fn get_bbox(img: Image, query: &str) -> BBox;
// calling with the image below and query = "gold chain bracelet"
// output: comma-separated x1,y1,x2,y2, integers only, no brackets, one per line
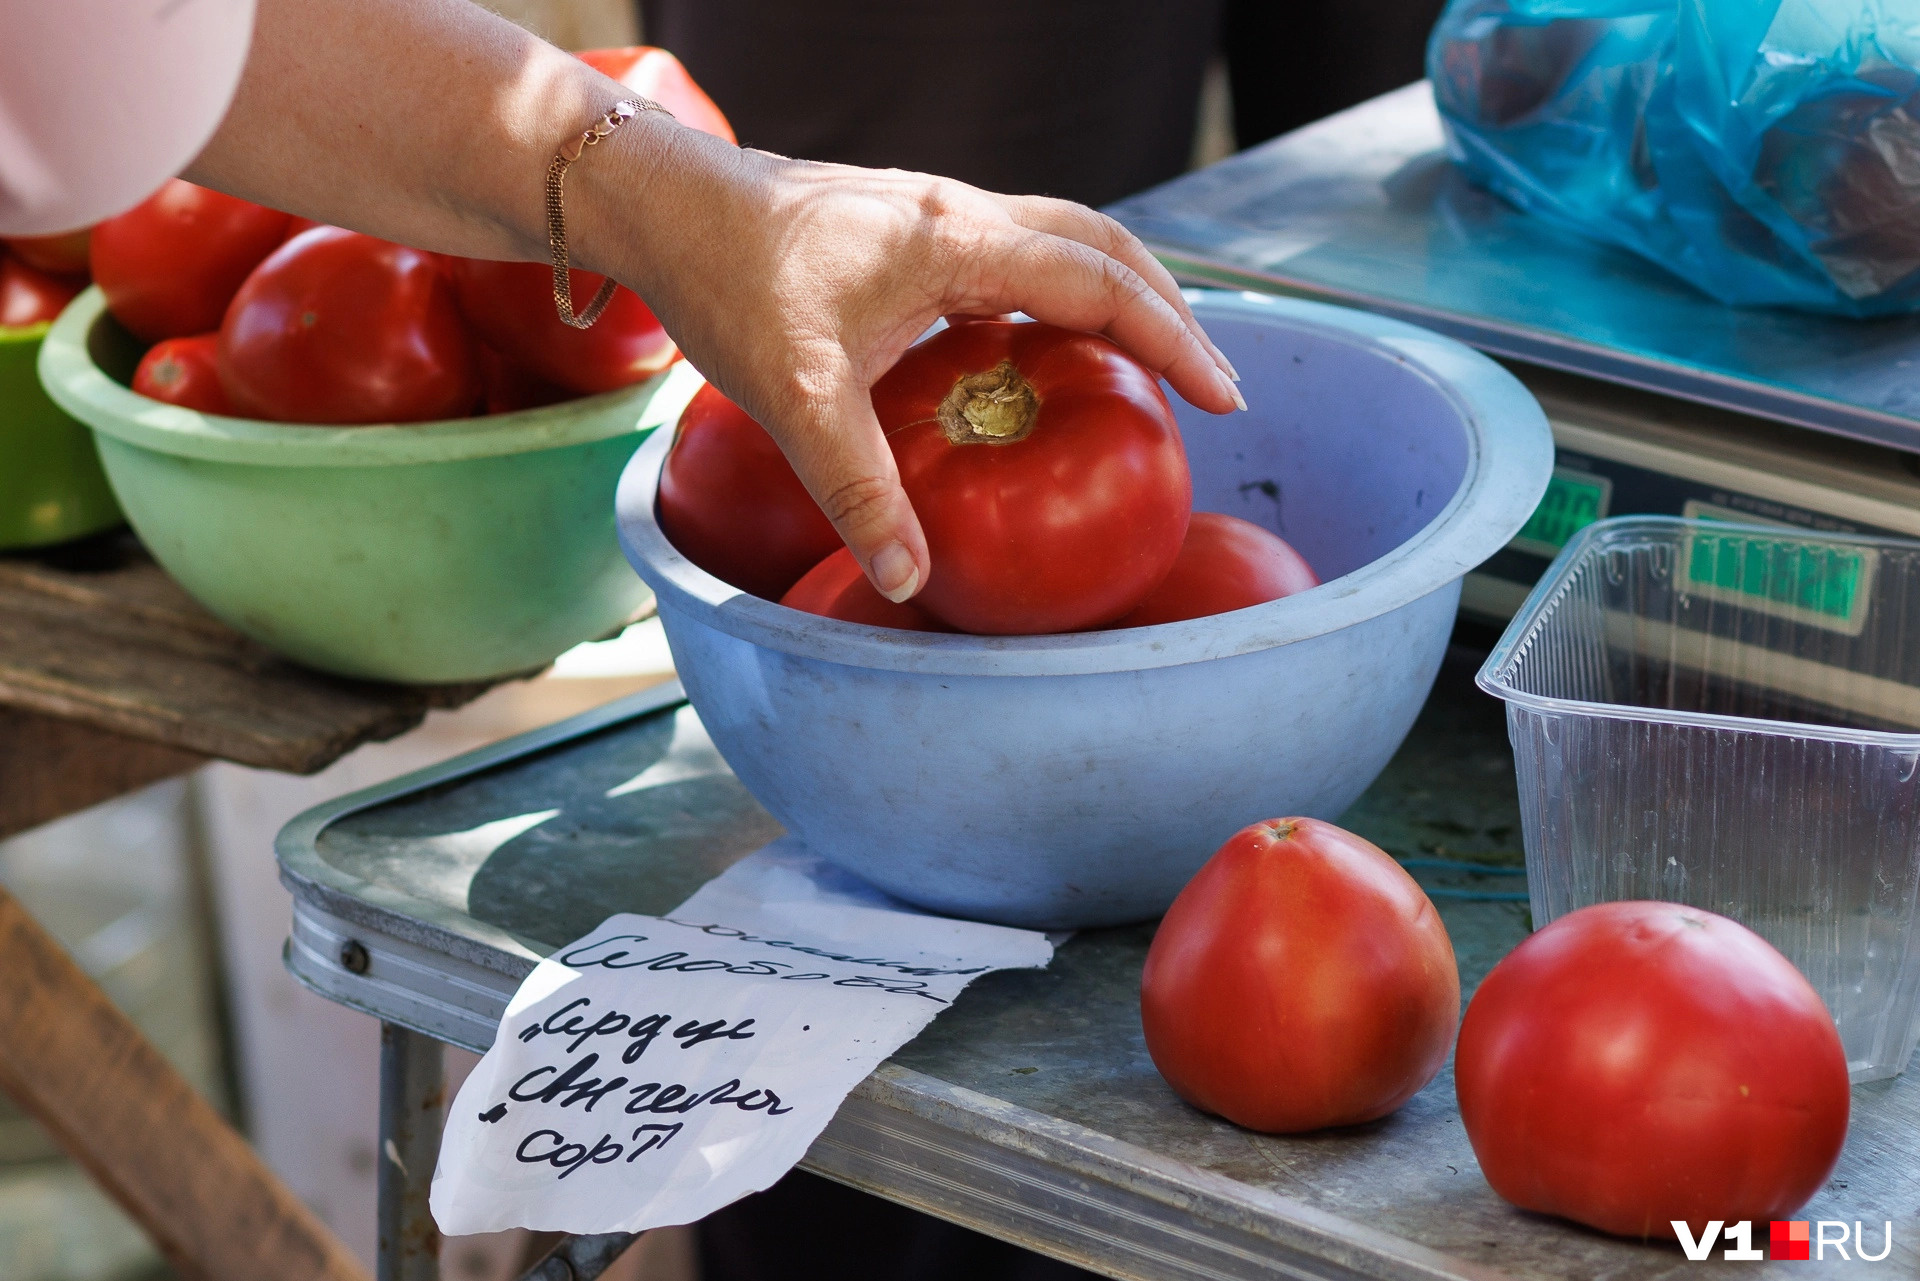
546,97,673,329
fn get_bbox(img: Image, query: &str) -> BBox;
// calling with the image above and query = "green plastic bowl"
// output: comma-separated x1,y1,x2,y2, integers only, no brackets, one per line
1,319,123,548
39,287,699,683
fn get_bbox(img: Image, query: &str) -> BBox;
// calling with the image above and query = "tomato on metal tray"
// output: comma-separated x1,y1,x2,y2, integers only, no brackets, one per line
133,335,233,415
218,227,479,424
1113,512,1319,628
92,180,290,341
1140,818,1459,1133
872,320,1192,635
0,253,84,328
657,383,843,600
1454,901,1850,1240
781,548,952,632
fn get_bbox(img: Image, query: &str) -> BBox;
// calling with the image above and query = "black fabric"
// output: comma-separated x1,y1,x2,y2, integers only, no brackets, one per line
1222,0,1449,148
697,1170,1100,1281
640,0,1222,207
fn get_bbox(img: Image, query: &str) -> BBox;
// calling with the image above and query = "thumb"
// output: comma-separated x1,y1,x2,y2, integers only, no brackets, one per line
768,374,929,603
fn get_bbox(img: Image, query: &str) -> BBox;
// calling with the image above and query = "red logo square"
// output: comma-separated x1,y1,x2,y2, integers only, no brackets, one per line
1771,1220,1810,1261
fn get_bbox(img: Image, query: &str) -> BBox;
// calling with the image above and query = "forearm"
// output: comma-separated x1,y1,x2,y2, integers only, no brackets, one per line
179,0,1237,602
185,0,645,266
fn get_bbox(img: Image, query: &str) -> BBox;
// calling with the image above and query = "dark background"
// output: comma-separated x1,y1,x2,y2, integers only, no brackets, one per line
641,0,1450,208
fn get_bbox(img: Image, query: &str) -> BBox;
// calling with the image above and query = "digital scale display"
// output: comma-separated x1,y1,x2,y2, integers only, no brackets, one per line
1681,506,1875,635
1461,433,1911,645
1508,468,1613,558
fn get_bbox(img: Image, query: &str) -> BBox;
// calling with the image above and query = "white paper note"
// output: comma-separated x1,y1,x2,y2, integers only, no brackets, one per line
429,838,1054,1235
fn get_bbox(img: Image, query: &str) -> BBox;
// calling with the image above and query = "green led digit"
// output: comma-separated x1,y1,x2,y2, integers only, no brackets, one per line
1686,532,1864,624
1511,468,1612,559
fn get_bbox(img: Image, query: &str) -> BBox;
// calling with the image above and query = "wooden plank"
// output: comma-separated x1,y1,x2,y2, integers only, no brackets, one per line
0,540,501,774
0,885,371,1281
0,706,205,841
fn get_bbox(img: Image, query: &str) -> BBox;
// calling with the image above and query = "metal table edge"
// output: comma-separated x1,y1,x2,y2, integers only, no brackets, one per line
274,679,692,973
1150,251,1920,456
817,1067,1522,1281
273,679,1530,1281
282,849,1521,1281
284,917,1514,1281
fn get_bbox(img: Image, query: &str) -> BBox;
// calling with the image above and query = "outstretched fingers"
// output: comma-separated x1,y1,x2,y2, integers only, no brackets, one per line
1000,195,1239,382
979,227,1243,415
764,369,930,601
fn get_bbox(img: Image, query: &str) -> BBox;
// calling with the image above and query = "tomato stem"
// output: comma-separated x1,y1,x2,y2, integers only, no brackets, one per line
937,360,1040,445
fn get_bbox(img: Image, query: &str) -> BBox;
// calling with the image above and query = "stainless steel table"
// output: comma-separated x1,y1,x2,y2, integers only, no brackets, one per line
277,650,1920,1280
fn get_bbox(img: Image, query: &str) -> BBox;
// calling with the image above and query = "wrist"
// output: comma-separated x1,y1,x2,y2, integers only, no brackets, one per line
431,54,646,265
567,111,746,297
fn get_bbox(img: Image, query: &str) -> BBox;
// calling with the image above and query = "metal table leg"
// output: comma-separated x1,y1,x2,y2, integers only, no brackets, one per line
517,1232,642,1281
378,1023,445,1281
374,1021,641,1281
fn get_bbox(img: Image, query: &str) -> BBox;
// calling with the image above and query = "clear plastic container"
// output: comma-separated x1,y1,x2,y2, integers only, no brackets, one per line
1479,516,1920,1081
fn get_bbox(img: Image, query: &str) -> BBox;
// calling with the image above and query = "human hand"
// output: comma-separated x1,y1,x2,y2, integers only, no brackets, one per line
178,0,1231,604
583,122,1242,602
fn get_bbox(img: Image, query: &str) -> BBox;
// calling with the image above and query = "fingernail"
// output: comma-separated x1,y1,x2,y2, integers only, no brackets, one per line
1217,351,1241,382
870,541,921,602
1214,368,1248,412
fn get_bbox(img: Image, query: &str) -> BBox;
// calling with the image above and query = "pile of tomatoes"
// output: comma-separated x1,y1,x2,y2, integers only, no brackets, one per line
659,318,1320,635
46,48,730,426
1142,816,1854,1244
85,182,682,424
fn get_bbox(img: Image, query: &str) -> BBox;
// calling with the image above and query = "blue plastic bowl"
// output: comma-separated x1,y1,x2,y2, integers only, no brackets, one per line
616,292,1552,927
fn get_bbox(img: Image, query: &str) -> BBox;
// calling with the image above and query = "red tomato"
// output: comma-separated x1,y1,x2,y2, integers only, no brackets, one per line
446,258,676,396
282,216,326,243
1141,818,1459,1133
92,180,290,341
575,47,736,143
657,383,842,600
874,320,1192,634
1455,901,1850,1240
477,345,573,415
1114,513,1319,628
133,334,233,414
781,549,953,631
0,253,83,327
3,229,91,277
218,228,478,424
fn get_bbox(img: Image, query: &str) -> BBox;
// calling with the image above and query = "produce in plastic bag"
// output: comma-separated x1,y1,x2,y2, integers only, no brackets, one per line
1428,0,1920,316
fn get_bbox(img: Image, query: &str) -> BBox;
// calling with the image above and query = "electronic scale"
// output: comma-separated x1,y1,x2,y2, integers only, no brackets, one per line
1108,83,1920,625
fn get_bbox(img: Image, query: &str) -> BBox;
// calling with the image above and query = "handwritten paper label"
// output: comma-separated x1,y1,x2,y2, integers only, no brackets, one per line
429,838,1054,1235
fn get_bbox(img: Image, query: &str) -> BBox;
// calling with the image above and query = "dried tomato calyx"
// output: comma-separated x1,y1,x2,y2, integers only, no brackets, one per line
936,360,1040,445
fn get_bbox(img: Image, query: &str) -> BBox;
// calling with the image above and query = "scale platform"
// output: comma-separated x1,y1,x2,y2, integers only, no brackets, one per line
1111,85,1920,621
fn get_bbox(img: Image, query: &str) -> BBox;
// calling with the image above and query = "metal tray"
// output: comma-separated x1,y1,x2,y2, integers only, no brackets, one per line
1107,84,1920,456
276,655,1918,1279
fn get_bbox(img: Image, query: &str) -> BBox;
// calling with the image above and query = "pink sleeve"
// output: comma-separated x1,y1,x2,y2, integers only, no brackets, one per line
0,0,256,234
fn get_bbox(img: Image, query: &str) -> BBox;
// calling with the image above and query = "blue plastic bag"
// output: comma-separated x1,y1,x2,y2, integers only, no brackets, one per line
1428,0,1920,316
